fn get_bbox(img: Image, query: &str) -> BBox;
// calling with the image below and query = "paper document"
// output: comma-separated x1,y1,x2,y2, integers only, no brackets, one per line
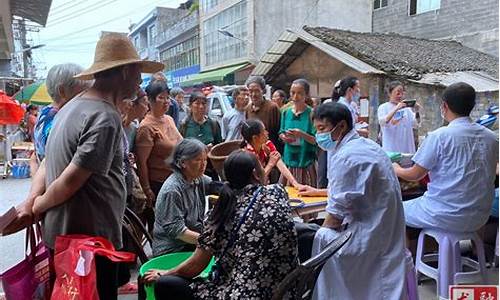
0,206,17,234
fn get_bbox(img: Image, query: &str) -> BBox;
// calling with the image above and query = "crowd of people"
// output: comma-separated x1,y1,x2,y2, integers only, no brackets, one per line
2,31,498,300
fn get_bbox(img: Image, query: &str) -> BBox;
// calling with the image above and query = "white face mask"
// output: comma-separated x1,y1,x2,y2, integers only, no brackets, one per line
440,104,446,120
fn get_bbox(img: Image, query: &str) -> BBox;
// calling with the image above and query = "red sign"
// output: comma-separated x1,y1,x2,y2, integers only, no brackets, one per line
450,285,498,300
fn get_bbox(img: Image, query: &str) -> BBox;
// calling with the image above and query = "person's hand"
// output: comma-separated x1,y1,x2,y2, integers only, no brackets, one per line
143,269,168,284
412,102,421,112
145,188,156,207
268,151,281,166
396,102,407,110
128,153,136,166
2,199,34,235
392,162,402,173
298,185,321,196
207,143,213,151
293,183,307,190
280,133,295,144
287,128,303,139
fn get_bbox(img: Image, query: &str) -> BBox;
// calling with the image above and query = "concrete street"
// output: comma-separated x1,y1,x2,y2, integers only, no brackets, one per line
0,178,497,299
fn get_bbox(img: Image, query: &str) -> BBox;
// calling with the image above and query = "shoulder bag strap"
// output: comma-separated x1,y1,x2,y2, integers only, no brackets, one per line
218,186,263,260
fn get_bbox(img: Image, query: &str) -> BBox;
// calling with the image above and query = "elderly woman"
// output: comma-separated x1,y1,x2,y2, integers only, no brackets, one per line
152,138,221,256
179,91,222,180
122,89,148,152
145,150,298,300
279,78,318,187
136,80,183,203
136,80,183,234
30,63,90,174
171,87,189,126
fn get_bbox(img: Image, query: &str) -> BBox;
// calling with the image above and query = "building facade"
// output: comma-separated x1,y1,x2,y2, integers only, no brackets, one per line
156,11,200,87
372,0,499,57
128,7,187,62
199,0,372,72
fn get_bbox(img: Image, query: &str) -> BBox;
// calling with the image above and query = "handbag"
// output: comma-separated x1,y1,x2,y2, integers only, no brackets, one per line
0,223,52,300
50,235,136,300
210,186,262,283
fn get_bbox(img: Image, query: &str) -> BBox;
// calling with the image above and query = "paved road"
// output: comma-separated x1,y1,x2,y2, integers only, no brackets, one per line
0,178,137,299
0,178,31,274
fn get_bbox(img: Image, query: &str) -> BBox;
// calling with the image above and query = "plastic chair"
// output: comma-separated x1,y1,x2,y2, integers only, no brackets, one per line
405,249,419,300
272,231,352,300
415,229,487,300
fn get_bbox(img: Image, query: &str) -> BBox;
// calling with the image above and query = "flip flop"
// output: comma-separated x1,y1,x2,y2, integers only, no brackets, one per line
118,281,138,295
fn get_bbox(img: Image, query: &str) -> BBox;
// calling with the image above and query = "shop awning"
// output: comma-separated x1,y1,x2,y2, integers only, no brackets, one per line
181,63,248,87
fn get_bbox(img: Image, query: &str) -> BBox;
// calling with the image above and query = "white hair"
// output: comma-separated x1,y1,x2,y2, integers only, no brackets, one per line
46,63,91,103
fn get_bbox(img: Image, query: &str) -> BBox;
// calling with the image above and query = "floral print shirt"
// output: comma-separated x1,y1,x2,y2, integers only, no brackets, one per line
192,184,298,299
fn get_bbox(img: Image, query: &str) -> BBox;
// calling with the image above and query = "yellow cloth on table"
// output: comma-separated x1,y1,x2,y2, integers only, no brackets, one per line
285,186,327,207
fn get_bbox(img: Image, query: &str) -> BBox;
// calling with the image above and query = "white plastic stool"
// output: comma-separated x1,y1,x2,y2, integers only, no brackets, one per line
415,229,486,300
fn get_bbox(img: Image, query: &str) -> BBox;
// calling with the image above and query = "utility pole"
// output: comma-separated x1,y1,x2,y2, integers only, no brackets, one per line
18,18,30,78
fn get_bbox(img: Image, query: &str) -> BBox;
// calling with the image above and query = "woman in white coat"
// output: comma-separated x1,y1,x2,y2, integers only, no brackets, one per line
377,81,420,153
310,102,406,300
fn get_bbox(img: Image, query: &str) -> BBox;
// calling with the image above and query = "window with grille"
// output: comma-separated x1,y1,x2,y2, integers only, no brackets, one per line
374,0,388,10
409,0,440,15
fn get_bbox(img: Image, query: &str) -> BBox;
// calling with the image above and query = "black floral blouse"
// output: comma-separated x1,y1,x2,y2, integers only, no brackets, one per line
191,184,298,299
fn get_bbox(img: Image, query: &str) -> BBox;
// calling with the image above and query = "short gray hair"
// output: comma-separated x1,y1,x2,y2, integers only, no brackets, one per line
46,63,90,103
245,76,266,90
170,138,207,172
170,87,185,98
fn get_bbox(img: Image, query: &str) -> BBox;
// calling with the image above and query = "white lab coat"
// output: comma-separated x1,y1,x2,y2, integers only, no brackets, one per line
313,130,407,300
377,102,417,153
403,117,499,232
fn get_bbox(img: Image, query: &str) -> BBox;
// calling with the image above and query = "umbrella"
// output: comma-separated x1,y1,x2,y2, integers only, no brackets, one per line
14,81,52,105
0,90,24,125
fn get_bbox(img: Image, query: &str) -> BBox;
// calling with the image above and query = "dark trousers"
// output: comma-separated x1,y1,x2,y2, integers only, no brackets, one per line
295,221,321,263
155,275,194,300
95,255,120,300
317,150,328,189
143,180,164,234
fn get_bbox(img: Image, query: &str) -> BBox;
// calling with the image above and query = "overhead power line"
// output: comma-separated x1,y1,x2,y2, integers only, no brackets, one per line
42,0,174,42
50,0,91,15
47,0,118,27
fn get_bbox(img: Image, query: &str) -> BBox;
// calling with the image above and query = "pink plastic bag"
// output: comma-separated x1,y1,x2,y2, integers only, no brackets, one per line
0,224,52,300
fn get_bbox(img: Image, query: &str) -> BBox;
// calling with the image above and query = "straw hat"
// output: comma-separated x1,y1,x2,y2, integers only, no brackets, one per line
75,33,164,80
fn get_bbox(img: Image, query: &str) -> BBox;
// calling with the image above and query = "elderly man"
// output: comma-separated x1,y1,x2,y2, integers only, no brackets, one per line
394,82,498,234
245,76,282,152
6,33,163,299
171,87,189,126
221,86,249,141
30,63,91,174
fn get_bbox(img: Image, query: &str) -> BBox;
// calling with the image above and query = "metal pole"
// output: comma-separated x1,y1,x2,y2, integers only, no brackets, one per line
19,19,29,79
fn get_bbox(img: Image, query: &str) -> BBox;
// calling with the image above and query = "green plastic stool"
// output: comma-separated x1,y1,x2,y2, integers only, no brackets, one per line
139,252,215,300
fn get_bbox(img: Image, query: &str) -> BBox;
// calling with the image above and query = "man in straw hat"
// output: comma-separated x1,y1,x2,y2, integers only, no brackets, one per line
4,33,164,299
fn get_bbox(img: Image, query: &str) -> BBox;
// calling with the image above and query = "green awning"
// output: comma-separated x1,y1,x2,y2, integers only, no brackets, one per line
181,63,248,86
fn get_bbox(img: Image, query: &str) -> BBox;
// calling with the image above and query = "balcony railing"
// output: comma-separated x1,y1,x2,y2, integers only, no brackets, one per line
154,12,198,48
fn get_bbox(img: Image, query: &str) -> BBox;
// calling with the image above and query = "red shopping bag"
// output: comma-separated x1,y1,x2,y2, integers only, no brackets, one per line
50,235,135,300
0,223,52,300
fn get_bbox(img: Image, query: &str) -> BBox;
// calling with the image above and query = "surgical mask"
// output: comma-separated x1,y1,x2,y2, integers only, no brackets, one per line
440,104,446,120
352,91,361,103
315,125,339,151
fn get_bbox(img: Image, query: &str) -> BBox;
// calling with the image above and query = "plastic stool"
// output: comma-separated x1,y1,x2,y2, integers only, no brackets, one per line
415,229,487,300
405,249,419,300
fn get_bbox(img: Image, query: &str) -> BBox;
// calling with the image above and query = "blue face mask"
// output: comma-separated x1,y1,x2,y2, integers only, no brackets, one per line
315,125,339,151
352,90,361,103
